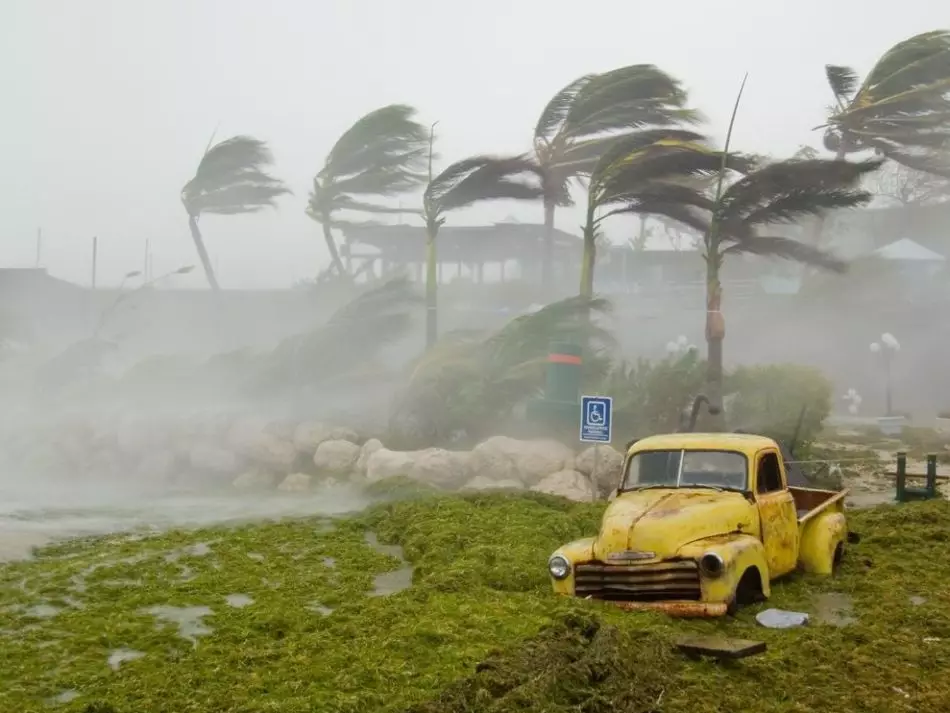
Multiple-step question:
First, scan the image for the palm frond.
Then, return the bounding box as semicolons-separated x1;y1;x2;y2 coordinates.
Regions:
181;136;290;216
863;30;950;98
825;65;860;107
719;158;881;222
534;74;596;143
424;155;543;216
721;236;847;272
321;104;429;180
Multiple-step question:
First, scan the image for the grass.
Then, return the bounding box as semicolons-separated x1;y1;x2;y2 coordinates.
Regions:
2;491;950;712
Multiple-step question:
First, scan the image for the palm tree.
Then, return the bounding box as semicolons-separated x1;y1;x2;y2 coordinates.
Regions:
820;30;950;170
422;155;543;346
701;156;882;416
576;128;721;297
181;136;290;290
307;105;429;278
531;65;700;287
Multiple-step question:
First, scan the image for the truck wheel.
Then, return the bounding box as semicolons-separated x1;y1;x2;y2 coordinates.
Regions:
727;568;764;616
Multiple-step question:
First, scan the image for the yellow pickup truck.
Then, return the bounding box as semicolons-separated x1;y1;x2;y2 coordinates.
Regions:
548;432;848;617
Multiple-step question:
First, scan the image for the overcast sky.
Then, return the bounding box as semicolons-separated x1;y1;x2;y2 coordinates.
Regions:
2;1;946;288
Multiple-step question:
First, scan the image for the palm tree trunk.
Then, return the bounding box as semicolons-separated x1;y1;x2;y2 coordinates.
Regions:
187;215;220;291
705;252;726;430
320;218;348;276
541;200;556;288
425;221;439;348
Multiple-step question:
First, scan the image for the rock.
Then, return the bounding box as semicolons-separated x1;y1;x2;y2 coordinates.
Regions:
462;475;525;491
366;448;418;483
328;427;359;444
531;469;595;502
408;448;473;489
264;419;297;441
471;436;575;485
233;469;277;490
575;445;625;498
313;439;361;474
355;438;384;475
278;473;312;492
226;417;269;452
292;421;331;454
189;444;242;475
755;609;809;629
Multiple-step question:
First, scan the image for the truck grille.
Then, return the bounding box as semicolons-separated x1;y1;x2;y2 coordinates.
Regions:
574;560;701;602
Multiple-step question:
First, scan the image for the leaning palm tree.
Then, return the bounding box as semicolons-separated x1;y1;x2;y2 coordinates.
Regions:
576;128;724;297
181;135;290;290
531;65;700;287
701;156;882;416
820;30;950;171
307;105;429;278
422;155;544;347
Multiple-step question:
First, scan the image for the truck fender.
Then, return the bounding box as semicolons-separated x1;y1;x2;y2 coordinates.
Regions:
680;534;771;602
549;538;596;595
799;511;847;575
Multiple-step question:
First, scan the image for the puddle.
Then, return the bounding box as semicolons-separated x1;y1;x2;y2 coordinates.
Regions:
813;592;857;627
108;648;144;671
225;594;254;609
247;552;265;562
364;531;414;597
307;601;334;616
910;595;927;606
145;605;213;645
24;604;62;619
322;557;336;568
48;690;79;705
185;542;213;557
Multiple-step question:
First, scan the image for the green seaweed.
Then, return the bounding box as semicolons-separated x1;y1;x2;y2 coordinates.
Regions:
2;493;950;713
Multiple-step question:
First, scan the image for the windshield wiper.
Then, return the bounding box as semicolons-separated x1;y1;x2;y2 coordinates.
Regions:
622;484;677;492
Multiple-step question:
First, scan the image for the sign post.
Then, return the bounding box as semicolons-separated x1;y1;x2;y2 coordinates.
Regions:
580;395;613;444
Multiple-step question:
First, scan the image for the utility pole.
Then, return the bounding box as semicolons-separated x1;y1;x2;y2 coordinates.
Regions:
91;236;98;288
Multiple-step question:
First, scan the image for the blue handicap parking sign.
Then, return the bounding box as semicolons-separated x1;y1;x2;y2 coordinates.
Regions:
580;396;613;443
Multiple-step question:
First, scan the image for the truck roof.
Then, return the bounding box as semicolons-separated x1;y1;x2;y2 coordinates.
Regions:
627;432;779;457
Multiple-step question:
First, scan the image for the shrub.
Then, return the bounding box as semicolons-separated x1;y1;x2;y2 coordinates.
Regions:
726;363;833;447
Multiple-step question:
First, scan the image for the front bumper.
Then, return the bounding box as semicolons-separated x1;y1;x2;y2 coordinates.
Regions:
610;599;728;618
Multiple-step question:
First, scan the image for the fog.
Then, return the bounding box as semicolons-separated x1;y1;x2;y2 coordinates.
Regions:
2;1;949;560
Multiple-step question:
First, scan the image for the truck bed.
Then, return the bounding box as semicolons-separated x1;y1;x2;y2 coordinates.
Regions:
790;486;848;524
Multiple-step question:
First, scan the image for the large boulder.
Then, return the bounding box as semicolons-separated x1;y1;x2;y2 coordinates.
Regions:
355;438;384;475
313;439;361;474
278;472;312;492
531;469;595;502
292;421;332;454
366;448;418;483
247;434;297;471
575;445;625;498
471;436;575;485
409;448;473;489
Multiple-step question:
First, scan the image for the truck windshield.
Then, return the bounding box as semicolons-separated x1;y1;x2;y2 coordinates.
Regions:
621;450;748;492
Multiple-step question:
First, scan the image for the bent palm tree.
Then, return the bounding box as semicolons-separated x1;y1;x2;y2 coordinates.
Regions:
702;156;882;416
820;30;950;169
307;105;429;278
532;65;700;287
422;156;543;346
181;136;290;290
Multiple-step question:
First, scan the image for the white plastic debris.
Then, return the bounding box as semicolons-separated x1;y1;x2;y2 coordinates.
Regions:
755;608;809;629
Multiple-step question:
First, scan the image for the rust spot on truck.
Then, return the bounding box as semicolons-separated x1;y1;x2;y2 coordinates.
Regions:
613;600;728;618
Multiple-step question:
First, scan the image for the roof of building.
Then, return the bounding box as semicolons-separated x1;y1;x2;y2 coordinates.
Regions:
871;238;945;262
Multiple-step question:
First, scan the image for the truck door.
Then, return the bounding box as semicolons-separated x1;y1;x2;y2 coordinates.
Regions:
755;450;799;577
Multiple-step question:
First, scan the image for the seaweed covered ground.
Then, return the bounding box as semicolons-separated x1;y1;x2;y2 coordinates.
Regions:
2;490;950;713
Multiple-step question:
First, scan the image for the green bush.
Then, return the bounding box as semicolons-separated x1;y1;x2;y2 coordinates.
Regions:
726;363;833;447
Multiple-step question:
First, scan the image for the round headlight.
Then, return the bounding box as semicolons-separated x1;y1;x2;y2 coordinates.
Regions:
548;554;571;580
699;552;725;578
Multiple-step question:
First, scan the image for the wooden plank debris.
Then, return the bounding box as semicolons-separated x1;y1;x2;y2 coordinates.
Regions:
675;635;767;660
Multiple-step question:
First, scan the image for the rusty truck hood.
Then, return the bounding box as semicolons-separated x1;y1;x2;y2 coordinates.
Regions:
592;488;755;562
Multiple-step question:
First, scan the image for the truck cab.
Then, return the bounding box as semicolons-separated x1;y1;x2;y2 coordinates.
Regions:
548;433;848;616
